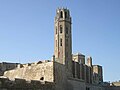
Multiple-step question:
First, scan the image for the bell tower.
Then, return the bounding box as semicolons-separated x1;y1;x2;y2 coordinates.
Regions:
54;8;72;77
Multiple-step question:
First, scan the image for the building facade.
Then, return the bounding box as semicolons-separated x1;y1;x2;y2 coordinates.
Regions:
0;8;118;90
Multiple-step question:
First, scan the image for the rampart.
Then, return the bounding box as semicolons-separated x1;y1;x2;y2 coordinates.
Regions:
0;77;55;90
4;60;54;82
0;62;19;75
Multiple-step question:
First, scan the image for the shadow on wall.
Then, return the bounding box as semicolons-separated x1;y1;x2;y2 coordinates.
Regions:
54;61;73;90
0;78;55;90
0;60;73;90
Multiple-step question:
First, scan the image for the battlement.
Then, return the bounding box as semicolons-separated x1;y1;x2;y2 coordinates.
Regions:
17;60;52;68
0;62;19;76
4;60;54;82
0;77;55;89
72;53;103;85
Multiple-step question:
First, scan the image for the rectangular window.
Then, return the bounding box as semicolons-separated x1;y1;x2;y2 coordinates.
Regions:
60;39;62;46
56;40;57;47
56;27;57;34
60;25;62;33
60;11;63;18
65;12;67;18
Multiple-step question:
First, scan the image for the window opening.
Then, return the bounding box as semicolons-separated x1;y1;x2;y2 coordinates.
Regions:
60;11;63;18
60;39;62;46
60;25;62;33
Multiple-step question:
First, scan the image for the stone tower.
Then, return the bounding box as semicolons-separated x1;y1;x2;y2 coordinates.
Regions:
87;56;92;67
54;8;72;77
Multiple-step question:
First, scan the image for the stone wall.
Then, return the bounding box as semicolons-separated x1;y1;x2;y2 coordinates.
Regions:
68;78;86;90
54;61;68;90
111;82;120;86
0;60;113;90
68;78;105;90
86;83;105;90
0;62;19;76
104;82;120;90
0;77;55;90
4;61;54;82
105;86;120;90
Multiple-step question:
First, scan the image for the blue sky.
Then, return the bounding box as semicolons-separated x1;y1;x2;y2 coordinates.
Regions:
0;0;120;82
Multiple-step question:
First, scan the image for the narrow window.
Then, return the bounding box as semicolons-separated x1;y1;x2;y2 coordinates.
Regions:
66;27;68;34
65;12;67;18
60;25;62;33
60;11;63;18
56;40;57;47
60;39;62;46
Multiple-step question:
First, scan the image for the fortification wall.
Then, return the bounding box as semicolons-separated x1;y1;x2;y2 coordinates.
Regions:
68;78;86;90
68;78;105;90
54;61;68;90
105;86;120;90
4;61;54;82
0;77;55;90
0;62;19;76
86;83;105;90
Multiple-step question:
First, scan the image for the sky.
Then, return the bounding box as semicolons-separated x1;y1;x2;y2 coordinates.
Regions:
0;0;120;82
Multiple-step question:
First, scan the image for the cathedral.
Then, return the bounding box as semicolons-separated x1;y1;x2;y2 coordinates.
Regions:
0;8;119;90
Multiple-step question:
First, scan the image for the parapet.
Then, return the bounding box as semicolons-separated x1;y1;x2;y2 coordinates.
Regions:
86;56;92;67
17;64;23;68
72;53;85;64
17;60;52;68
0;77;55;89
4;60;54;82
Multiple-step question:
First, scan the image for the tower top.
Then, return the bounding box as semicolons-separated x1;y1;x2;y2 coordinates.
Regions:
87;56;92;67
56;7;69;11
55;7;71;22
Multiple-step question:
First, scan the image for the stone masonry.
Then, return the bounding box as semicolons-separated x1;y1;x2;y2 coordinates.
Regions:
0;8;118;90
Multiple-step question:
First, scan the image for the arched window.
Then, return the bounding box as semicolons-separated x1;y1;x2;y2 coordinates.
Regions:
65;12;67;18
60;25;62;33
60;11;63;18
